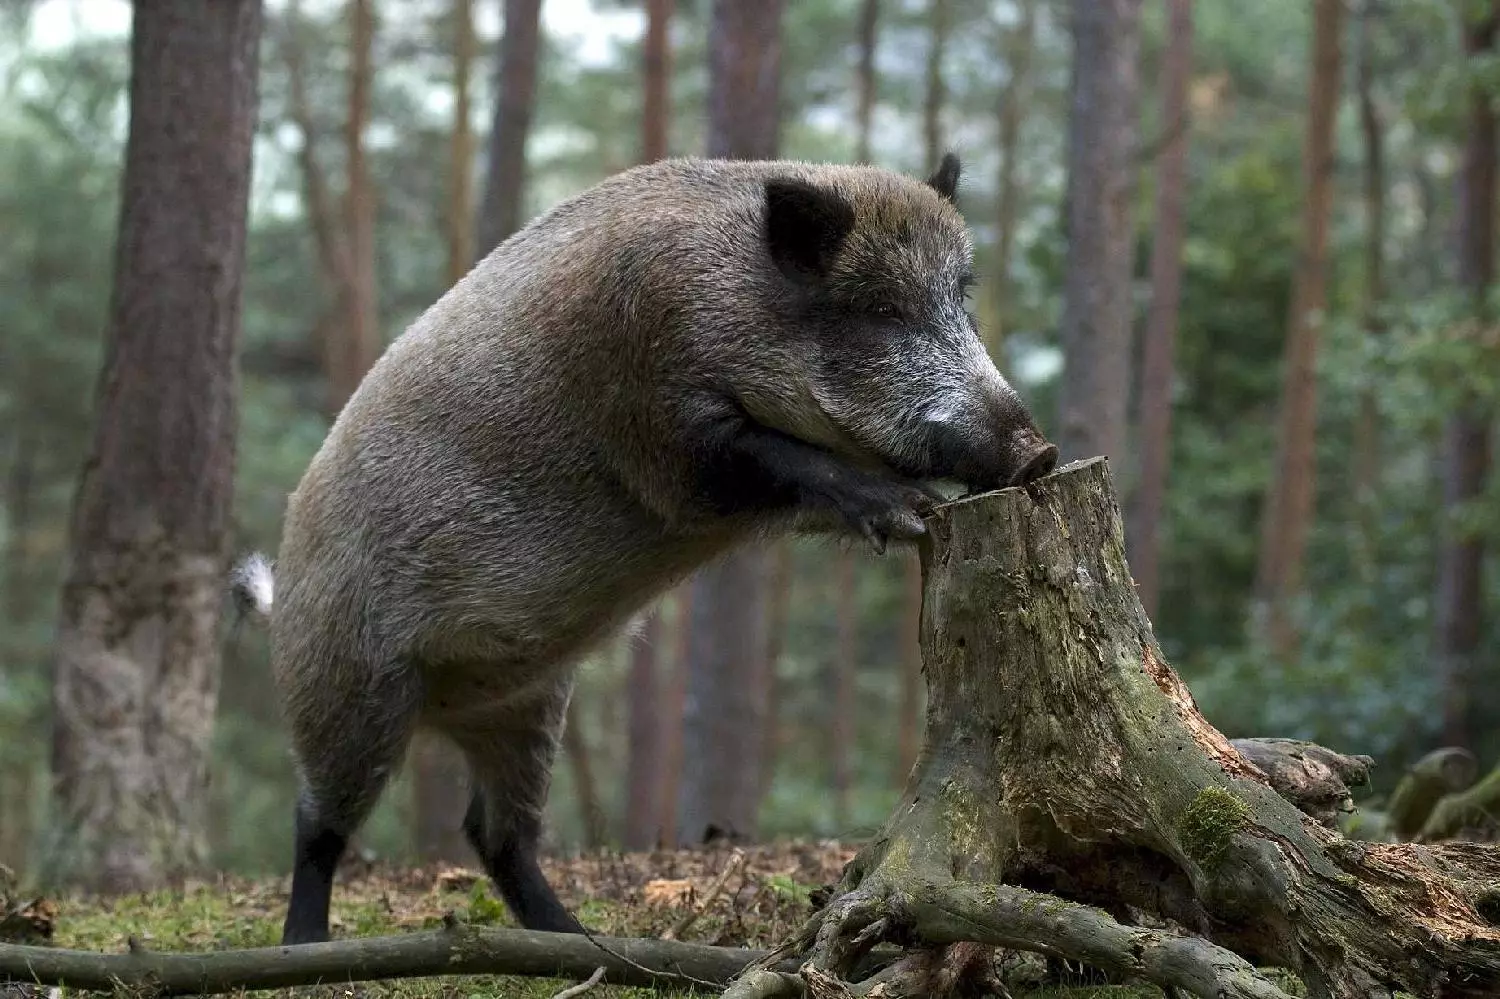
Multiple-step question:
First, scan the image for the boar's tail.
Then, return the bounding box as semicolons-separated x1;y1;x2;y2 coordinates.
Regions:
228;551;275;625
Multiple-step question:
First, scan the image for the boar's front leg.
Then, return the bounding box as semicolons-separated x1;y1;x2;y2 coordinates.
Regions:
692;411;940;553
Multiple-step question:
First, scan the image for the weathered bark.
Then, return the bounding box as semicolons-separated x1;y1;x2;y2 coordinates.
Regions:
623;607;663;850
1436;0;1499;751
3;425;38;624
642;0;673;163
412;0;479;866
48;0;261;892
723;459;1500;999
831;549;857;830
562;696;607;849
475;0;543;259
1254;0;1345;660
676;0;783;845
0;924;813;994
922;0;949;172
1227;737;1371;829
1385;747;1480;841
854;0;878;164
1127;0;1191;620
1055;0;1141;466
990;0;1037;351
895;552;921;786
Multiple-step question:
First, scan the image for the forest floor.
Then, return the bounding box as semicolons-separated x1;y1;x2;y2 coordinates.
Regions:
4;839;1306;998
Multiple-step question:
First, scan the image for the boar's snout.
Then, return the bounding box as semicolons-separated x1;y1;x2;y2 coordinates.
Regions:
1010;439;1058;487
920;399;1058;494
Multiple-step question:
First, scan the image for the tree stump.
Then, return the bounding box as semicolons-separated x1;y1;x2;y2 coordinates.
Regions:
725;458;1500;999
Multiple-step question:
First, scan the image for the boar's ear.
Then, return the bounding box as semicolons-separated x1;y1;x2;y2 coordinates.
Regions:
926;152;961;205
764;177;856;281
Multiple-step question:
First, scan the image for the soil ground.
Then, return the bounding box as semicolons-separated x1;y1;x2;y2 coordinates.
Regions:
3;841;1306;998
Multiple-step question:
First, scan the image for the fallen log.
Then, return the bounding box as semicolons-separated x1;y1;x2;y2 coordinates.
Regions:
1382;747;1481;840
0;921;797;994
1418;764;1500;843
725;457;1500;999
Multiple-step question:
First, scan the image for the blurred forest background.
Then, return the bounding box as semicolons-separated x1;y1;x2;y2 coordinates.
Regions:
2;0;1500;890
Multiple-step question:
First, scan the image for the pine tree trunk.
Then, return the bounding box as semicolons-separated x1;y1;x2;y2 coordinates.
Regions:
411;0;479;869
338;0;380;410
475;0;543;260
1254;0;1344;660
830;549;857;831
1055;0;1141;466
854;0;878;164
1437;0;1499;750
562;696;607;849
641;0;673;163
48;0;261;892
1349;0;1385;533
623;608;663;850
1126;0;1192;620
676;0;783;846
724;459;1500;999
656;589;691;848
990;0;1037;352
895;551;922;786
445;0;476;287
758;542;792;808
922;0;949;172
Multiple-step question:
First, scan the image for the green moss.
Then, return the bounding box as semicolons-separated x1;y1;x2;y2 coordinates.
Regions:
1178;784;1251;868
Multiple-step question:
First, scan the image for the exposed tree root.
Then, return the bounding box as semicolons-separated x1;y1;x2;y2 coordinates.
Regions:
722;458;1500;999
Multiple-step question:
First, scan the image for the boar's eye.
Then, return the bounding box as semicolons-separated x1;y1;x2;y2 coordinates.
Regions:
870;301;902;322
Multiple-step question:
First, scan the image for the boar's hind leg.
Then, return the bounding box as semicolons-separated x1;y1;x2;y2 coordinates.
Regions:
452;682;584;934
280;663;424;946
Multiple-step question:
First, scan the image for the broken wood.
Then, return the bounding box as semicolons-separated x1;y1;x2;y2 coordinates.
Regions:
1228;737;1373;828
723;457;1500;999
0;922;797;994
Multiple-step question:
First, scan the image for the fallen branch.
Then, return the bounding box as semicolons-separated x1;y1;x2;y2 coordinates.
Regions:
550;964;606;999
0;923;794;995
664;846;747;941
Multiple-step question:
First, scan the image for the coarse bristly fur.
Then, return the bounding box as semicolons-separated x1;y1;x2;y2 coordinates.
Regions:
229;152;1058;947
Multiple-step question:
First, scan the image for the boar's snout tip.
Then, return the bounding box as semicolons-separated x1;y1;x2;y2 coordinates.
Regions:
1009;442;1059;487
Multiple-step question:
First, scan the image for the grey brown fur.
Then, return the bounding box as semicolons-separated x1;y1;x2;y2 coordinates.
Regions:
232;154;1056;945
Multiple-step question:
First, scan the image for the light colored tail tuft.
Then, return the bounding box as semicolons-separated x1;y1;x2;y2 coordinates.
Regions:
229;551;275;621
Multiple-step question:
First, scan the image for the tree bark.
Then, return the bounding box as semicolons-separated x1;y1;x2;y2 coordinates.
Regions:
1436;0;1499;750
676;0;783;845
623;607;663;850
990;0;1037;352
854;0;878;164
642;0;673;163
475;0;543;260
411;0;478;867
48;0;261;893
922;0;949;173
1055;0;1141;466
722;458;1500;999
1126;0;1192;620
1254;0;1345;660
